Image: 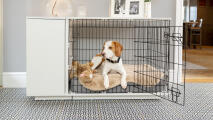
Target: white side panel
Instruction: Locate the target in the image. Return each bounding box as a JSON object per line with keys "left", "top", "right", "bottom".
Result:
{"left": 26, "top": 18, "right": 66, "bottom": 96}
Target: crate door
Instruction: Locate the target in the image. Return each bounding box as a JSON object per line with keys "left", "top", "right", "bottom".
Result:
{"left": 27, "top": 19, "right": 66, "bottom": 96}
{"left": 134, "top": 26, "right": 185, "bottom": 105}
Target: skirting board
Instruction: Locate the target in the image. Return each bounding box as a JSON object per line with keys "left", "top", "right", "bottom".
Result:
{"left": 0, "top": 73, "right": 2, "bottom": 86}
{"left": 3, "top": 72, "right": 26, "bottom": 88}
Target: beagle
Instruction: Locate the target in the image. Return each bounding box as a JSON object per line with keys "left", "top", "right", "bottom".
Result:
{"left": 100, "top": 41, "right": 127, "bottom": 89}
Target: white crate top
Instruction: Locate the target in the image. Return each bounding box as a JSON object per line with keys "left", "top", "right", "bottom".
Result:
{"left": 26, "top": 16, "right": 171, "bottom": 21}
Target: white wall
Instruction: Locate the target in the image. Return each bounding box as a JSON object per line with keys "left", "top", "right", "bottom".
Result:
{"left": 152, "top": 0, "right": 177, "bottom": 25}
{"left": 0, "top": 0, "right": 3, "bottom": 86}
{"left": 3, "top": 0, "right": 182, "bottom": 73}
{"left": 3, "top": 0, "right": 26, "bottom": 72}
{"left": 26, "top": 0, "right": 109, "bottom": 17}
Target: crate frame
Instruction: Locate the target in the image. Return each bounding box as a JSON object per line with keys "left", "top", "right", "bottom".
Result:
{"left": 67, "top": 18, "right": 185, "bottom": 105}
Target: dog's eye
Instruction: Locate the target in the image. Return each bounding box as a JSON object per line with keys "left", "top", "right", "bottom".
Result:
{"left": 109, "top": 47, "right": 112, "bottom": 49}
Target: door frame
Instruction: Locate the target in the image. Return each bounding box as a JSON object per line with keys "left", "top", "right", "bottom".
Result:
{"left": 176, "top": 0, "right": 184, "bottom": 26}
{"left": 0, "top": 0, "right": 3, "bottom": 86}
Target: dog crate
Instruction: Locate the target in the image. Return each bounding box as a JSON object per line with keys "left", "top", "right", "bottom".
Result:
{"left": 68, "top": 18, "right": 185, "bottom": 105}
{"left": 27, "top": 17, "right": 185, "bottom": 105}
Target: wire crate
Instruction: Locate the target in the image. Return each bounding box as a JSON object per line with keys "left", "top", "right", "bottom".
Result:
{"left": 68, "top": 18, "right": 185, "bottom": 105}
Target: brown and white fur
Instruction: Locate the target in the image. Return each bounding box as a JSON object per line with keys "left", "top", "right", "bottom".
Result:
{"left": 99, "top": 41, "right": 127, "bottom": 89}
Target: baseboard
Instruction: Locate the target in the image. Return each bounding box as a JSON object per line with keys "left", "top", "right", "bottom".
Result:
{"left": 0, "top": 73, "right": 2, "bottom": 86}
{"left": 3, "top": 72, "right": 26, "bottom": 88}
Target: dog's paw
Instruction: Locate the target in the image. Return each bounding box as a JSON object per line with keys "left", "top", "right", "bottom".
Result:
{"left": 104, "top": 80, "right": 109, "bottom": 89}
{"left": 121, "top": 81, "right": 127, "bottom": 89}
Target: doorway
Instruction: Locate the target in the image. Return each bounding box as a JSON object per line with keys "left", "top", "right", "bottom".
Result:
{"left": 183, "top": 0, "right": 213, "bottom": 83}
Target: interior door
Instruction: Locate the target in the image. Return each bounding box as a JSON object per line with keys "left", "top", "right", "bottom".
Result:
{"left": 134, "top": 26, "right": 185, "bottom": 105}
{"left": 26, "top": 18, "right": 66, "bottom": 96}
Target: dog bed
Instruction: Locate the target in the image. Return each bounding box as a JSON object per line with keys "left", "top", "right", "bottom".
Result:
{"left": 71, "top": 64, "right": 164, "bottom": 91}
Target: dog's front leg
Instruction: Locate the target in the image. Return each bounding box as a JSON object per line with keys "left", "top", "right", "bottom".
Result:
{"left": 103, "top": 67, "right": 110, "bottom": 89}
{"left": 120, "top": 67, "right": 127, "bottom": 89}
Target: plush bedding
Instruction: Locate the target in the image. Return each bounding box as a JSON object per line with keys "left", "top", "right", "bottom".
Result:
{"left": 71, "top": 64, "right": 164, "bottom": 91}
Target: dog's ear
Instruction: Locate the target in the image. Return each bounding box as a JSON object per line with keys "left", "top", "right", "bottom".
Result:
{"left": 113, "top": 41, "right": 123, "bottom": 57}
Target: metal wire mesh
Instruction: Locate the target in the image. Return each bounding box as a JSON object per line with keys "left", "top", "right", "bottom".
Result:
{"left": 68, "top": 19, "right": 185, "bottom": 105}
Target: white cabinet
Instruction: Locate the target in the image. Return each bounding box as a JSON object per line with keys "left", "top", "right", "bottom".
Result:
{"left": 26, "top": 18, "right": 66, "bottom": 96}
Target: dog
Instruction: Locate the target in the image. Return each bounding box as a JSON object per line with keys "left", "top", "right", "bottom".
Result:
{"left": 101, "top": 41, "right": 127, "bottom": 89}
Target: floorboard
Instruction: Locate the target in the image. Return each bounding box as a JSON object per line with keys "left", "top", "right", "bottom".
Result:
{"left": 184, "top": 46, "right": 213, "bottom": 83}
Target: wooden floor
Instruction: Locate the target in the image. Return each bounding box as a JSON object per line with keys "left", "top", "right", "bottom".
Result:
{"left": 184, "top": 46, "right": 213, "bottom": 83}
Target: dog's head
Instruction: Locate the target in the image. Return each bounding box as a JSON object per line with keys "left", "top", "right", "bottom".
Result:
{"left": 101, "top": 41, "right": 123, "bottom": 59}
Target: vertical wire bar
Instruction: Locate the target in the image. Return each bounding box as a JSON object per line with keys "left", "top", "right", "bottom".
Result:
{"left": 77, "top": 19, "right": 79, "bottom": 93}
{"left": 156, "top": 21, "right": 158, "bottom": 94}
{"left": 172, "top": 26, "right": 175, "bottom": 101}
{"left": 92, "top": 20, "right": 94, "bottom": 63}
{"left": 183, "top": 27, "right": 186, "bottom": 105}
{"left": 82, "top": 19, "right": 84, "bottom": 93}
{"left": 89, "top": 19, "right": 92, "bottom": 93}
{"left": 142, "top": 20, "right": 145, "bottom": 92}
{"left": 149, "top": 20, "right": 152, "bottom": 92}
{"left": 167, "top": 20, "right": 171, "bottom": 100}
{"left": 95, "top": 19, "right": 97, "bottom": 57}
{"left": 109, "top": 19, "right": 112, "bottom": 93}
{"left": 122, "top": 19, "right": 125, "bottom": 93}
{"left": 133, "top": 20, "right": 136, "bottom": 93}
{"left": 116, "top": 19, "right": 118, "bottom": 93}
{"left": 153, "top": 21, "right": 156, "bottom": 93}
{"left": 165, "top": 20, "right": 168, "bottom": 98}
{"left": 157, "top": 21, "right": 160, "bottom": 96}
{"left": 145, "top": 21, "right": 148, "bottom": 92}
{"left": 75, "top": 19, "right": 78, "bottom": 92}
{"left": 127, "top": 19, "right": 130, "bottom": 92}
{"left": 165, "top": 20, "right": 168, "bottom": 97}
{"left": 143, "top": 20, "right": 146, "bottom": 92}
{"left": 98, "top": 19, "right": 102, "bottom": 94}
{"left": 139, "top": 19, "right": 143, "bottom": 92}
{"left": 152, "top": 21, "right": 155, "bottom": 93}
{"left": 133, "top": 19, "right": 136, "bottom": 93}
{"left": 161, "top": 20, "right": 164, "bottom": 97}
{"left": 75, "top": 19, "right": 77, "bottom": 92}
{"left": 71, "top": 19, "right": 74, "bottom": 92}
{"left": 159, "top": 20, "right": 162, "bottom": 96}
{"left": 138, "top": 20, "right": 141, "bottom": 92}
{"left": 177, "top": 27, "right": 180, "bottom": 102}
{"left": 106, "top": 19, "right": 109, "bottom": 93}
